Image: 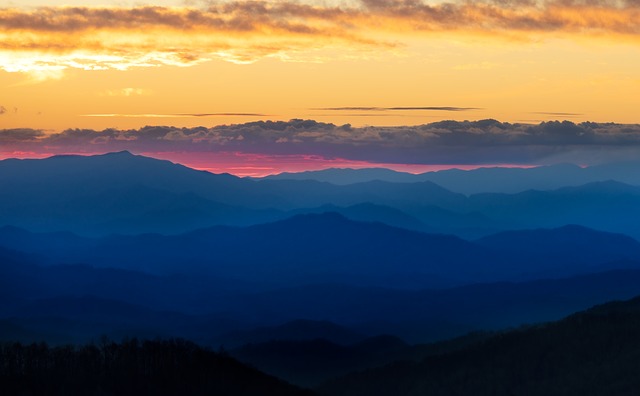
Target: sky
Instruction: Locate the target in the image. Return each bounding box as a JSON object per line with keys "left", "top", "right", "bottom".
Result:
{"left": 1, "top": 0, "right": 640, "bottom": 175}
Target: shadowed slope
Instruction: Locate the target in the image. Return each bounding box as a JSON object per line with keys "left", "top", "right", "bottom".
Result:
{"left": 0, "top": 338, "right": 314, "bottom": 396}
{"left": 320, "top": 295, "right": 640, "bottom": 396}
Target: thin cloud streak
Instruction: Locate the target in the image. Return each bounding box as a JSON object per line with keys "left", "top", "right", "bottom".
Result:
{"left": 533, "top": 112, "right": 584, "bottom": 116}
{"left": 314, "top": 106, "right": 481, "bottom": 111}
{"left": 308, "top": 113, "right": 409, "bottom": 117}
{"left": 175, "top": 113, "right": 272, "bottom": 117}
{"left": 2, "top": 1, "right": 640, "bottom": 74}
{"left": 81, "top": 113, "right": 270, "bottom": 118}
{"left": 81, "top": 114, "right": 194, "bottom": 118}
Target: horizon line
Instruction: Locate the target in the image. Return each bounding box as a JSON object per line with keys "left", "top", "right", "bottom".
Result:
{"left": 0, "top": 149, "right": 570, "bottom": 178}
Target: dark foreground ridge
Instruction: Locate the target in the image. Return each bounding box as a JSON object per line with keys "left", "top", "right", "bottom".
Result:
{"left": 319, "top": 295, "right": 640, "bottom": 396}
{"left": 0, "top": 338, "right": 313, "bottom": 396}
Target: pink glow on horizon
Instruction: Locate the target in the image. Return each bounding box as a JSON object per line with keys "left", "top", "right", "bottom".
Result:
{"left": 0, "top": 150, "right": 113, "bottom": 161}
{"left": 141, "top": 151, "right": 534, "bottom": 177}
{"left": 0, "top": 150, "right": 534, "bottom": 176}
{"left": 0, "top": 151, "right": 58, "bottom": 160}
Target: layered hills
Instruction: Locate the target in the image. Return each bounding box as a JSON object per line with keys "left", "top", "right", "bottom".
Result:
{"left": 2, "top": 152, "right": 640, "bottom": 394}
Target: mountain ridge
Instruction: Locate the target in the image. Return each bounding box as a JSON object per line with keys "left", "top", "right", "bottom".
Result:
{"left": 261, "top": 162, "right": 640, "bottom": 194}
{"left": 319, "top": 293, "right": 640, "bottom": 396}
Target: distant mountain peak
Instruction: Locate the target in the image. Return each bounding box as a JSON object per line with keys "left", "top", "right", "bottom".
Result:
{"left": 41, "top": 150, "right": 139, "bottom": 163}
{"left": 100, "top": 150, "right": 136, "bottom": 157}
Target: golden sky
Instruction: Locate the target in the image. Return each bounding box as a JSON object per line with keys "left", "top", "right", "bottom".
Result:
{"left": 1, "top": 1, "right": 640, "bottom": 175}
{"left": 0, "top": 0, "right": 639, "bottom": 133}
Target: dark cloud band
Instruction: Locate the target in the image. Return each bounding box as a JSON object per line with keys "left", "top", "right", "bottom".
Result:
{"left": 3, "top": 119, "right": 640, "bottom": 165}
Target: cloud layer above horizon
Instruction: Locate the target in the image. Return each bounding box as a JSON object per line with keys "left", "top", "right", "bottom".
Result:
{"left": 3, "top": 119, "right": 640, "bottom": 166}
{"left": 2, "top": 0, "right": 640, "bottom": 74}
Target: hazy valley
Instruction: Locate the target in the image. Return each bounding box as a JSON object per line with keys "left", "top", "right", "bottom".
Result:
{"left": 2, "top": 152, "right": 640, "bottom": 393}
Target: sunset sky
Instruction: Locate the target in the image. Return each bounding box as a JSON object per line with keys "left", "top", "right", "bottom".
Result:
{"left": 1, "top": 0, "right": 640, "bottom": 175}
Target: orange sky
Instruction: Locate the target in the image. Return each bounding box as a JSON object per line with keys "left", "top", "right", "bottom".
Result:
{"left": 0, "top": 1, "right": 639, "bottom": 131}
{"left": 1, "top": 1, "right": 640, "bottom": 174}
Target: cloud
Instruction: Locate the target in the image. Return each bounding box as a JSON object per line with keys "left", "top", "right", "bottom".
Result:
{"left": 533, "top": 112, "right": 583, "bottom": 116}
{"left": 80, "top": 113, "right": 270, "bottom": 118}
{"left": 1, "top": 1, "right": 640, "bottom": 76}
{"left": 176, "top": 113, "right": 271, "bottom": 117}
{"left": 0, "top": 4, "right": 387, "bottom": 76}
{"left": 4, "top": 118, "right": 640, "bottom": 165}
{"left": 313, "top": 106, "right": 481, "bottom": 111}
{"left": 99, "top": 88, "right": 152, "bottom": 97}
{"left": 0, "top": 128, "right": 44, "bottom": 143}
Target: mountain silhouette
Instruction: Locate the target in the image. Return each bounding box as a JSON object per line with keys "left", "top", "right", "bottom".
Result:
{"left": 0, "top": 213, "right": 495, "bottom": 286}
{"left": 264, "top": 161, "right": 640, "bottom": 194}
{"left": 5, "top": 151, "right": 640, "bottom": 395}
{"left": 5, "top": 240, "right": 640, "bottom": 344}
{"left": 230, "top": 333, "right": 494, "bottom": 388}
{"left": 215, "top": 319, "right": 366, "bottom": 349}
{"left": 0, "top": 152, "right": 469, "bottom": 235}
{"left": 232, "top": 335, "right": 410, "bottom": 387}
{"left": 476, "top": 224, "right": 640, "bottom": 276}
{"left": 3, "top": 217, "right": 640, "bottom": 288}
{"left": 0, "top": 338, "right": 314, "bottom": 396}
{"left": 229, "top": 268, "right": 640, "bottom": 342}
{"left": 254, "top": 178, "right": 467, "bottom": 209}
{"left": 5, "top": 152, "right": 640, "bottom": 238}
{"left": 0, "top": 152, "right": 283, "bottom": 234}
{"left": 319, "top": 294, "right": 640, "bottom": 396}
{"left": 262, "top": 167, "right": 417, "bottom": 185}
{"left": 289, "top": 203, "right": 430, "bottom": 233}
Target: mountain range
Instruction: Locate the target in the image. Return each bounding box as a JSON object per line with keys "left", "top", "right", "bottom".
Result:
{"left": 5, "top": 230, "right": 640, "bottom": 345}
{"left": 3, "top": 152, "right": 640, "bottom": 238}
{"left": 3, "top": 214, "right": 640, "bottom": 287}
{"left": 3, "top": 151, "right": 640, "bottom": 394}
{"left": 319, "top": 295, "right": 640, "bottom": 396}
{"left": 263, "top": 161, "right": 640, "bottom": 194}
